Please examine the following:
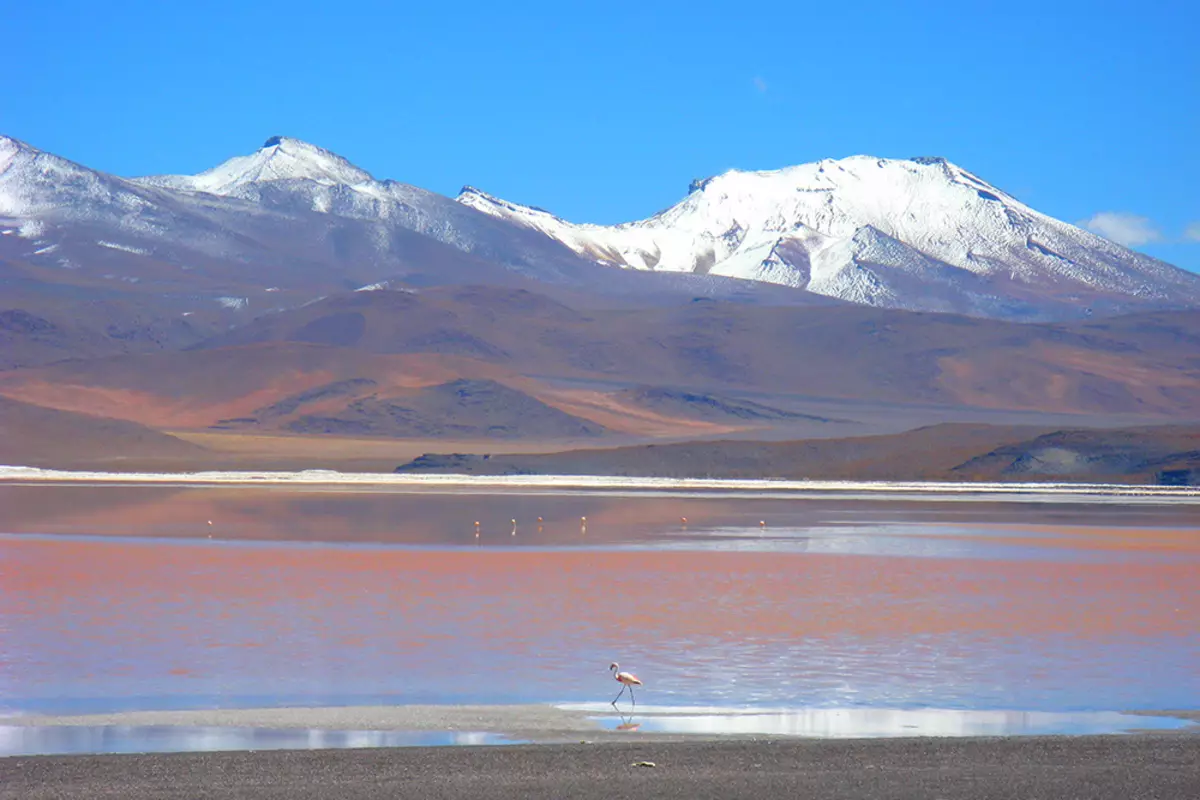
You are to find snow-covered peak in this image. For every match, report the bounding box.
[648,154,1015,227]
[5,132,1199,321]
[0,135,23,172]
[0,136,31,216]
[455,154,1200,317]
[458,185,570,226]
[0,134,135,219]
[135,136,375,195]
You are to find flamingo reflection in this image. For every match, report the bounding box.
[615,712,641,732]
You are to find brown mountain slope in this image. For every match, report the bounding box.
[0,248,277,369]
[230,378,609,439]
[197,287,1200,416]
[2,287,1198,468]
[0,343,643,441]
[396,423,1200,484]
[951,426,1200,482]
[0,344,516,429]
[397,424,1046,480]
[0,395,207,468]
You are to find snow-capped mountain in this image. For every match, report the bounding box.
[458,156,1200,318]
[1,135,809,314]
[135,136,636,283]
[0,135,625,301]
[138,136,375,195]
[135,136,478,240]
[4,134,1198,321]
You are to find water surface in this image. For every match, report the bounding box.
[582,707,1194,737]
[0,725,515,757]
[1,485,1196,731]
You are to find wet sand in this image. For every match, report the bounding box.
[3,705,603,740]
[5,704,1195,744]
[4,736,1199,800]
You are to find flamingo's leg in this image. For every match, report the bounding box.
[611,684,627,707]
[629,685,636,708]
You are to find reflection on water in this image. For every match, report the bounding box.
[0,725,515,756]
[582,707,1195,737]
[0,486,1197,728]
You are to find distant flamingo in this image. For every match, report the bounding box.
[609,662,643,708]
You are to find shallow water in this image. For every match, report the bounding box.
[580,707,1194,737]
[1,486,1197,736]
[0,725,516,757]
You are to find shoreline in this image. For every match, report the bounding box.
[4,704,1196,744]
[1,705,602,739]
[2,466,1198,503]
[4,736,1200,800]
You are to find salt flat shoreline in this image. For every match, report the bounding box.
[2,466,1198,503]
[2,705,602,739]
[4,705,1196,742]
[4,737,1199,800]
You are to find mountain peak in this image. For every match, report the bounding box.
[457,185,558,220]
[135,137,374,195]
[0,135,47,173]
[454,154,1200,317]
[458,185,493,201]
[257,135,330,155]
[0,135,23,169]
[5,134,1199,322]
[0,135,110,219]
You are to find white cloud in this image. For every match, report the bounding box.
[1185,222,1200,242]
[1078,211,1162,247]
[753,76,768,94]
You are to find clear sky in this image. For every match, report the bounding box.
[6,0,1198,271]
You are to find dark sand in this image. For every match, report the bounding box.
[4,736,1199,800]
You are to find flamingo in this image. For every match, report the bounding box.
[609,662,643,708]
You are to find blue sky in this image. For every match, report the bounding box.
[6,0,1198,271]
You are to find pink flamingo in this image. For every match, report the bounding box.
[609,662,643,708]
